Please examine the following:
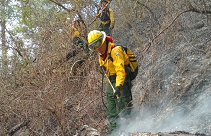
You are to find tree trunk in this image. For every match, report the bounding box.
[0,0,8,76]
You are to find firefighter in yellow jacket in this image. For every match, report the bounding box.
[88,30,133,133]
[68,18,89,53]
[96,0,115,36]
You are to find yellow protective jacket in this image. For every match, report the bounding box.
[69,25,84,38]
[99,42,129,87]
[97,8,115,26]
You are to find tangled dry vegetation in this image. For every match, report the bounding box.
[1,0,211,136]
[0,13,108,136]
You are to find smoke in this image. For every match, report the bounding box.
[110,86,211,136]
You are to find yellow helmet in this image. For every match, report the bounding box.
[88,30,106,50]
[100,0,109,5]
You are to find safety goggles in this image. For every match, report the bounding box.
[88,35,103,50]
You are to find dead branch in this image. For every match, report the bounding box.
[70,59,86,74]
[78,96,104,112]
[185,0,194,10]
[7,120,29,136]
[141,0,211,53]
[48,0,88,38]
[191,6,211,14]
[142,10,191,53]
[5,28,23,57]
[136,1,161,28]
[185,0,211,14]
[49,0,71,12]
[46,106,65,136]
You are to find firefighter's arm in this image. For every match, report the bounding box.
[111,47,125,87]
[109,8,115,28]
[68,26,75,36]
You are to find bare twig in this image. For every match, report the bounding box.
[78,96,103,112]
[185,0,211,14]
[140,1,211,53]
[46,106,65,136]
[49,0,70,12]
[70,59,86,74]
[5,28,23,57]
[48,0,88,38]
[142,10,191,53]
[136,1,161,28]
[202,0,209,25]
[7,120,29,136]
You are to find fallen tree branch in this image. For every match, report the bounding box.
[7,120,29,136]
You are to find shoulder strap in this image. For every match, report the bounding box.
[108,45,126,62]
[107,8,110,17]
[107,8,110,13]
[108,45,116,62]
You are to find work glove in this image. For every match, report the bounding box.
[114,86,121,99]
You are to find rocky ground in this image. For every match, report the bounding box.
[110,8,211,136]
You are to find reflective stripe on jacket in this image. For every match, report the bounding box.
[99,42,129,87]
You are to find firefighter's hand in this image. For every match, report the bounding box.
[100,65,105,70]
[99,65,106,74]
[109,25,114,30]
[114,86,121,99]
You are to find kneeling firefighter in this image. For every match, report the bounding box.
[87,30,133,133]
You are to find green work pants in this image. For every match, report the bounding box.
[97,23,112,36]
[73,37,89,53]
[106,75,133,133]
[73,37,85,47]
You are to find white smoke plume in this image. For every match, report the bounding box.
[110,86,211,136]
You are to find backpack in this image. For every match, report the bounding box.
[100,8,110,22]
[109,45,138,80]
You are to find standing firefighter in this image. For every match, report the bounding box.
[96,0,115,36]
[88,30,133,133]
